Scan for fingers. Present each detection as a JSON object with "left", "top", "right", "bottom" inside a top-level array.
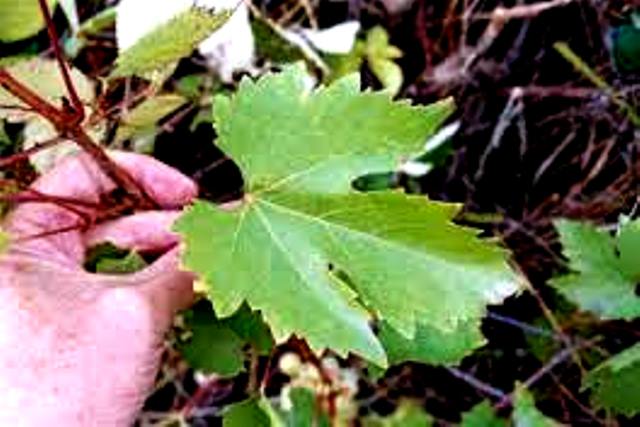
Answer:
[
  {"left": 84, "top": 211, "right": 183, "bottom": 253},
  {"left": 102, "top": 152, "right": 197, "bottom": 209},
  {"left": 32, "top": 151, "right": 197, "bottom": 208},
  {"left": 128, "top": 247, "right": 195, "bottom": 331},
  {"left": 5, "top": 152, "right": 197, "bottom": 264}
]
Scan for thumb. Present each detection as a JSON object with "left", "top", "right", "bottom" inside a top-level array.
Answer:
[
  {"left": 129, "top": 247, "right": 195, "bottom": 332},
  {"left": 88, "top": 211, "right": 196, "bottom": 330}
]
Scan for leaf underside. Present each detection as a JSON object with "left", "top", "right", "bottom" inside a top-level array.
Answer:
[
  {"left": 176, "top": 66, "right": 519, "bottom": 366},
  {"left": 112, "top": 7, "right": 230, "bottom": 77}
]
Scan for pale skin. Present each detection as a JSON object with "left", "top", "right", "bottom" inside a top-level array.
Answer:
[{"left": 0, "top": 152, "right": 197, "bottom": 425}]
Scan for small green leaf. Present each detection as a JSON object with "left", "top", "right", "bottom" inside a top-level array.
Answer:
[
  {"left": 608, "top": 24, "right": 640, "bottom": 73},
  {"left": 513, "top": 387, "right": 562, "bottom": 427},
  {"left": 84, "top": 242, "right": 147, "bottom": 274},
  {"left": 364, "top": 27, "right": 403, "bottom": 96},
  {"left": 363, "top": 400, "right": 433, "bottom": 427},
  {"left": 115, "top": 94, "right": 187, "bottom": 142},
  {"left": 252, "top": 17, "right": 306, "bottom": 64},
  {"left": 583, "top": 343, "right": 640, "bottom": 416},
  {"left": 95, "top": 252, "right": 146, "bottom": 275},
  {"left": 178, "top": 301, "right": 273, "bottom": 376},
  {"left": 550, "top": 219, "right": 640, "bottom": 320},
  {"left": 223, "top": 398, "right": 271, "bottom": 427},
  {"left": 0, "top": 0, "right": 57, "bottom": 42},
  {"left": 460, "top": 401, "right": 506, "bottom": 427},
  {"left": 112, "top": 7, "right": 231, "bottom": 77},
  {"left": 78, "top": 6, "right": 116, "bottom": 37},
  {"left": 179, "top": 302, "right": 247, "bottom": 376},
  {"left": 617, "top": 219, "right": 640, "bottom": 278},
  {"left": 284, "top": 387, "right": 330, "bottom": 427},
  {"left": 324, "top": 46, "right": 365, "bottom": 82},
  {"left": 177, "top": 66, "right": 518, "bottom": 367},
  {"left": 224, "top": 303, "right": 275, "bottom": 356}
]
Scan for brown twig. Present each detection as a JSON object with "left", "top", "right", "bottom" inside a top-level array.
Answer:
[
  {"left": 0, "top": 136, "right": 64, "bottom": 169},
  {"left": 37, "top": 0, "right": 84, "bottom": 118},
  {"left": 0, "top": 67, "right": 156, "bottom": 212},
  {"left": 0, "top": 0, "right": 160, "bottom": 215}
]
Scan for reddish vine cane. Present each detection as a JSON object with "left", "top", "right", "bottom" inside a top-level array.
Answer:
[{"left": 0, "top": 0, "right": 159, "bottom": 235}]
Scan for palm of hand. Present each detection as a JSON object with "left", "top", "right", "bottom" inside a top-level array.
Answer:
[{"left": 0, "top": 152, "right": 196, "bottom": 425}]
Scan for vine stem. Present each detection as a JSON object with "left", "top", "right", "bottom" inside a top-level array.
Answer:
[
  {"left": 1, "top": 0, "right": 159, "bottom": 212},
  {"left": 37, "top": 0, "right": 84, "bottom": 118},
  {"left": 0, "top": 69, "right": 157, "bottom": 210}
]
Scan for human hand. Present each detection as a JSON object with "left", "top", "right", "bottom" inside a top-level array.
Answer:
[{"left": 0, "top": 152, "right": 197, "bottom": 426}]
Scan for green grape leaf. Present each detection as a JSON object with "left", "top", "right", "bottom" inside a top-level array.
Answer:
[
  {"left": 252, "top": 17, "right": 306, "bottom": 64},
  {"left": 77, "top": 6, "right": 116, "bottom": 38},
  {"left": 363, "top": 400, "right": 433, "bottom": 427},
  {"left": 83, "top": 242, "right": 147, "bottom": 274},
  {"left": 324, "top": 48, "right": 365, "bottom": 82},
  {"left": 550, "top": 219, "right": 640, "bottom": 320},
  {"left": 179, "top": 300, "right": 272, "bottom": 376},
  {"left": 95, "top": 252, "right": 146, "bottom": 275},
  {"left": 513, "top": 387, "right": 562, "bottom": 427},
  {"left": 460, "top": 401, "right": 506, "bottom": 427},
  {"left": 618, "top": 219, "right": 640, "bottom": 278},
  {"left": 115, "top": 94, "right": 187, "bottom": 142},
  {"left": 378, "top": 318, "right": 485, "bottom": 366},
  {"left": 364, "top": 27, "right": 403, "bottom": 96},
  {"left": 112, "top": 7, "right": 231, "bottom": 77},
  {"left": 0, "top": 0, "right": 57, "bottom": 42},
  {"left": 223, "top": 398, "right": 272, "bottom": 427},
  {"left": 583, "top": 343, "right": 640, "bottom": 416},
  {"left": 283, "top": 387, "right": 330, "bottom": 427},
  {"left": 175, "top": 66, "right": 519, "bottom": 367},
  {"left": 223, "top": 303, "right": 275, "bottom": 356},
  {"left": 609, "top": 23, "right": 640, "bottom": 73}
]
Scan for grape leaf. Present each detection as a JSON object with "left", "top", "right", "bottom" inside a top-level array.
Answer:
[
  {"left": 617, "top": 218, "right": 640, "bottom": 279},
  {"left": 84, "top": 242, "right": 147, "bottom": 274},
  {"left": 363, "top": 400, "right": 433, "bottom": 427},
  {"left": 178, "top": 301, "right": 273, "bottom": 376},
  {"left": 460, "top": 401, "right": 506, "bottom": 427},
  {"left": 175, "top": 66, "right": 519, "bottom": 366},
  {"left": 513, "top": 387, "right": 562, "bottom": 427},
  {"left": 364, "top": 27, "right": 403, "bottom": 96},
  {"left": 112, "top": 7, "right": 230, "bottom": 77},
  {"left": 223, "top": 398, "right": 271, "bottom": 427},
  {"left": 0, "top": 0, "right": 57, "bottom": 42},
  {"left": 115, "top": 94, "right": 187, "bottom": 142},
  {"left": 223, "top": 303, "right": 275, "bottom": 355},
  {"left": 583, "top": 343, "right": 640, "bottom": 416},
  {"left": 550, "top": 219, "right": 640, "bottom": 319},
  {"left": 252, "top": 17, "right": 306, "bottom": 65},
  {"left": 283, "top": 387, "right": 330, "bottom": 427}
]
